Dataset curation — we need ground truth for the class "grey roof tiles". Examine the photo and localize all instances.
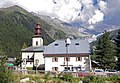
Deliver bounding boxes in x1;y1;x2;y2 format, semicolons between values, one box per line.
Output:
44;39;91;55
21;46;45;52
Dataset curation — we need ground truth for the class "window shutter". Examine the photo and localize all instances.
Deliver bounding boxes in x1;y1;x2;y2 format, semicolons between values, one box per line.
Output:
56;67;58;71
80;57;82;61
52;58;54;62
64;57;66;62
76;57;78;61
52;67;54;71
56;58;58;62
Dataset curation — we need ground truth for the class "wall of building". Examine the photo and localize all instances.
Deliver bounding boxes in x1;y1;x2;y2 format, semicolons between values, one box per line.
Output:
32;37;43;46
45;56;89;72
22;52;44;68
34;52;44;66
22;52;34;68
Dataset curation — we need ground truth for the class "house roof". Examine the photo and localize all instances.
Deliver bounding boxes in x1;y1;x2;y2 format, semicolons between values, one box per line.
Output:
44;39;91;56
7;58;15;62
21;46;45;52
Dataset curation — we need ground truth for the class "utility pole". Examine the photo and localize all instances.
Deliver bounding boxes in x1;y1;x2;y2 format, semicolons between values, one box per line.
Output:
65;38;71;71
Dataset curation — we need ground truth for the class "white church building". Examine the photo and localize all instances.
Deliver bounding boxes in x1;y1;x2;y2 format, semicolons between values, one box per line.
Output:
21;18;45;69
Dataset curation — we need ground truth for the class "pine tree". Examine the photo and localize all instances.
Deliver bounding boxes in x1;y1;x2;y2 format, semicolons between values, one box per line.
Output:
114;29;120;70
95;30;116;70
0;50;16;83
22;42;28;49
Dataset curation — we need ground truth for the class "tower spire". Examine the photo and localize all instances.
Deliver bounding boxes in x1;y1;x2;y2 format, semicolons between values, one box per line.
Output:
34;17;41;37
32;17;43;46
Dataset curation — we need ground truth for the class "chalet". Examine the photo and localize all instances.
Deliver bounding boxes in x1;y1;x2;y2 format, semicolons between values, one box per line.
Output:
44;39;92;72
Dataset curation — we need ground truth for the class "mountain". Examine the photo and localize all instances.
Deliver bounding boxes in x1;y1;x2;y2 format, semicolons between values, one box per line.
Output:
35;14;90;38
90;29;120;47
0;5;91;58
0;5;63;57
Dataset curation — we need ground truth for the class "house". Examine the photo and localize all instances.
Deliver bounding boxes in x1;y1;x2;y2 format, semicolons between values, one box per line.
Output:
44;39;92;72
7;58;15;68
21;18;45;69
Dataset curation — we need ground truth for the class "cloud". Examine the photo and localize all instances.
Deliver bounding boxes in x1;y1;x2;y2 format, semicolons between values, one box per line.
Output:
88;10;104;24
0;0;109;24
107;0;120;13
14;0;106;23
98;0;107;12
0;0;15;8
88;25;95;30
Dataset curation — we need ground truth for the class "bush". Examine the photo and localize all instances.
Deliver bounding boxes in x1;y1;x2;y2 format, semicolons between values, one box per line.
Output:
109;75;120;83
82;76;105;83
26;67;33;70
44;72;51;83
62;73;74;82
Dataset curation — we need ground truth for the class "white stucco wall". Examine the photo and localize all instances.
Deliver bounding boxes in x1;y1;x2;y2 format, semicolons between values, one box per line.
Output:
45;56;89;72
34;52;44;66
22;52;44;68
26;62;33;67
22;52;34;68
32;37;43;46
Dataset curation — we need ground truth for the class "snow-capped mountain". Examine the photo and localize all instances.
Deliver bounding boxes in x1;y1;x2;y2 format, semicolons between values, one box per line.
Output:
14;0;107;24
0;0;120;35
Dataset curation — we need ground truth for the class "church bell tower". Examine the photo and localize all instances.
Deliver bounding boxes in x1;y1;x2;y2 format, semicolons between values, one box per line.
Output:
32;18;43;46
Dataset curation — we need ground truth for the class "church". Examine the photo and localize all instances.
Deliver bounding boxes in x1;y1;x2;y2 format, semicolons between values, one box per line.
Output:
21;18;45;70
21;18;92;71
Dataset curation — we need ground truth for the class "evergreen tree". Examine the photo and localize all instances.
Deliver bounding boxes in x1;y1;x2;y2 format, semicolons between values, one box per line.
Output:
95;31;116;70
114;29;120;70
0;50;16;83
15;43;27;66
22;42;28;49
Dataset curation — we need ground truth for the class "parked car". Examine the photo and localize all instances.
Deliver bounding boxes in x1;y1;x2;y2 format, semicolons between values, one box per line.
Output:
94;69;104;72
63;69;72;72
79;70;89;73
108;70;118;72
78;70;90;77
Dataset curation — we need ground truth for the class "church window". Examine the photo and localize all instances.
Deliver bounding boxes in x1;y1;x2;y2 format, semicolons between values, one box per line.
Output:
30;62;32;64
27;55;29;59
36;41;38;45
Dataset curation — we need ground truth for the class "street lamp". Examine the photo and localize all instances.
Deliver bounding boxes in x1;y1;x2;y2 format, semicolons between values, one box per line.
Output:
65;38;71;71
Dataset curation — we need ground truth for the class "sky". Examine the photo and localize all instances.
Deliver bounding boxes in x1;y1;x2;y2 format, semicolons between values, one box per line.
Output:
0;0;119;26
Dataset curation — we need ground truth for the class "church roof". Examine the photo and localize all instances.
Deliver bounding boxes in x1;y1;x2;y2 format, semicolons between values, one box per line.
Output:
21;46;45;52
44;39;91;56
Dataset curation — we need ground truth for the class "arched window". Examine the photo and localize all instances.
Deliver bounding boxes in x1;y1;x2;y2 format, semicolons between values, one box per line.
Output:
36;41;38;45
27;55;29;59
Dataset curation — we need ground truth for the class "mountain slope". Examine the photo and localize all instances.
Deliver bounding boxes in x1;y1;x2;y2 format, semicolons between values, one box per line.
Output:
39;15;87;37
0;5;67;57
0;5;91;58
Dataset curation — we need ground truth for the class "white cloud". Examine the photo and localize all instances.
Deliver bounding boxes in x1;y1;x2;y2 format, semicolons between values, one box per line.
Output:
88;10;104;24
0;0;15;8
98;0;107;12
88;25;94;30
0;0;109;24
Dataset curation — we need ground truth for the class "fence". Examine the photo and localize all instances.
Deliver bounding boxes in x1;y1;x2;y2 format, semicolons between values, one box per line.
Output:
14;70;120;77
